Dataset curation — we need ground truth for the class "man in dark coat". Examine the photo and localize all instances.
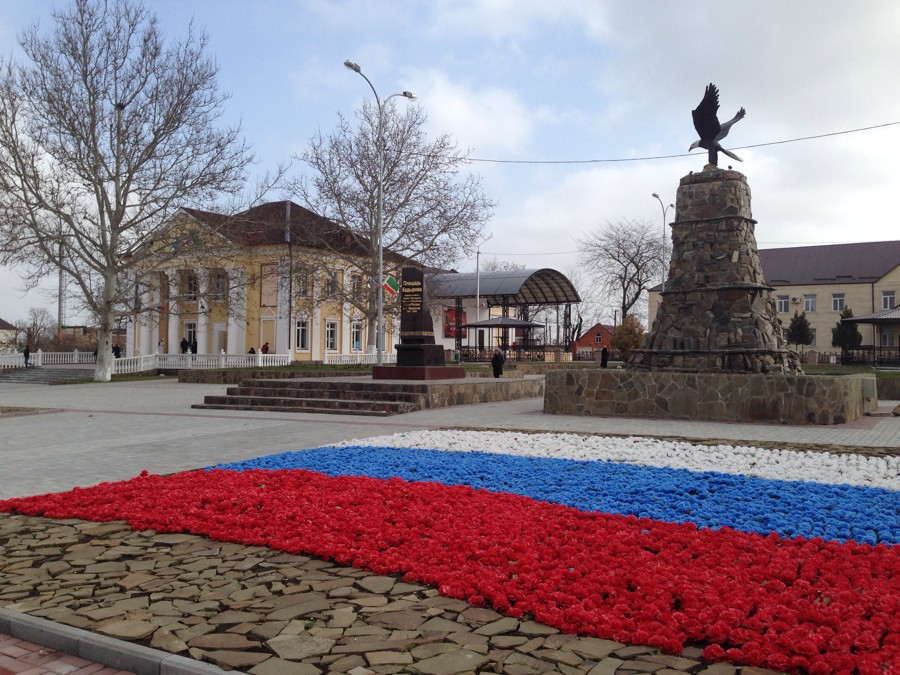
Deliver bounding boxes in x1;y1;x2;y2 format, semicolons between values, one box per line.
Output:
491;348;505;378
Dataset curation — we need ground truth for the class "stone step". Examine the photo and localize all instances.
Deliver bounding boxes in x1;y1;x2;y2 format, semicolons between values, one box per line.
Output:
0;368;93;384
236;378;438;394
226;385;426;403
194;375;543;416
194;395;411;416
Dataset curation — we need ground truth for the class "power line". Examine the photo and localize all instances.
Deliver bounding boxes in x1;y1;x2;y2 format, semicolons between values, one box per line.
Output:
467;120;900;165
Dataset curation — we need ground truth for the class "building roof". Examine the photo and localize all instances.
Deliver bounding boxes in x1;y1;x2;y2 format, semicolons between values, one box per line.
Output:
0;317;16;331
430;268;581;305
842;306;900;325
180;201;407;264
759;240;900;285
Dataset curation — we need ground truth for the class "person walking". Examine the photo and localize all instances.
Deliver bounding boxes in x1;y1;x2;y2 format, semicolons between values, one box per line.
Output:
491;348;505;378
261;342;269;354
23;345;31;368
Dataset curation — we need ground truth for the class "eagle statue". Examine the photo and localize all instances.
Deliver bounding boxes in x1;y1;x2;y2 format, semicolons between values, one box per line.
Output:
690;83;745;167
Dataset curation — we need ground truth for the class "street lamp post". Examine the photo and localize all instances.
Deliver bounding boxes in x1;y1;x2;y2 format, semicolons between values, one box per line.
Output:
344;60;416;367
651;193;674;293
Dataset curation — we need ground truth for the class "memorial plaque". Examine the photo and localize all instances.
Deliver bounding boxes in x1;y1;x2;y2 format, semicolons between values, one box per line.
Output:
399;267;435;345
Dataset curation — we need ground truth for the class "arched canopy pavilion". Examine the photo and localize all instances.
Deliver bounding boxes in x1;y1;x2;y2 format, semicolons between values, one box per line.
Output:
429;268;581;359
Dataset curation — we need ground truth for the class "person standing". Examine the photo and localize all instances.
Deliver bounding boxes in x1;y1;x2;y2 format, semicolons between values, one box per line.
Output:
180;337;189;354
491;348;505;378
23;345;31;368
601;346;609;368
261;342;269;354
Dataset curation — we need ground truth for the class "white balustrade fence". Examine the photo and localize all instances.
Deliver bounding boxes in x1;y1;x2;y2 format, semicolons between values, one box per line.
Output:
1;350;291;373
37;350;96;365
112;352;290;374
0;353;27;368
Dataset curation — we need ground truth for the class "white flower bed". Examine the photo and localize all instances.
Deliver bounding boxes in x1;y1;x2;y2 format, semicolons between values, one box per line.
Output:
341;430;900;490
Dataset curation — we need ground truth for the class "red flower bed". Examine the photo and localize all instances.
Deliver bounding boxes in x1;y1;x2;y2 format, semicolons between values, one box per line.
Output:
2;469;897;673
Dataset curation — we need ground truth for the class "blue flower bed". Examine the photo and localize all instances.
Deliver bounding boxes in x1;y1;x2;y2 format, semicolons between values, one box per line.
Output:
210;446;899;545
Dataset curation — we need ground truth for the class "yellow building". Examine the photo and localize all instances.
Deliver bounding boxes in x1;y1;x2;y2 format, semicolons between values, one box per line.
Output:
649;240;900;353
127;200;407;361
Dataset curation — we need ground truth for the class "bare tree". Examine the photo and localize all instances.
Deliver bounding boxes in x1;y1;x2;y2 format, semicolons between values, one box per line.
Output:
480;258;525;273
0;0;257;381
290;100;494;351
578;218;665;321
19;308;56;350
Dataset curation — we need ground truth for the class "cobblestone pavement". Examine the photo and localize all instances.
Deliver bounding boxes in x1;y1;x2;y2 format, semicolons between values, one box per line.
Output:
1;516;777;675
1;377;898;674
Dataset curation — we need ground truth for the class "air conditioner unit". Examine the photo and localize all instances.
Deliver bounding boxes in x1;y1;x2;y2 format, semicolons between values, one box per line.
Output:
790;296;801;303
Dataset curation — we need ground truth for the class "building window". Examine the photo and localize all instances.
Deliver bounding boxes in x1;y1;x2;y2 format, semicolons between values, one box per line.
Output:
881;331;895;347
831;293;845;312
260;264;277;307
594;333;603;344
808;328;816;346
883;291;896;310
295;320;309;351
325;320;338;351
804;294;816;312
351;274;363;300
777;295;789;313
351;321;362;352
325;271;338;299
183;273;198;301
210;272;227;301
296;268;310;297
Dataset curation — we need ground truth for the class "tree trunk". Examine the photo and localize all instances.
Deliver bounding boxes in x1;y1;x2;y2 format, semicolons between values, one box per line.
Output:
93;272;117;382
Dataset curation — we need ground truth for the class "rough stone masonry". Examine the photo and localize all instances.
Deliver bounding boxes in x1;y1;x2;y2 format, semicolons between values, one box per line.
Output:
628;168;802;375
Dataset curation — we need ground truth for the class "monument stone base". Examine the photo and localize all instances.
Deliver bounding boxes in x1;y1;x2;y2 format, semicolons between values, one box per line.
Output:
397;343;446;367
544;369;875;425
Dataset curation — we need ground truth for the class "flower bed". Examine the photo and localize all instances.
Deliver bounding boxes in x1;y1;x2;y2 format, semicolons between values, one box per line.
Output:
1;431;897;673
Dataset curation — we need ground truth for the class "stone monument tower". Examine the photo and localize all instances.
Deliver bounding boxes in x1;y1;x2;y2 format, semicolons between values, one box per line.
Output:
628;168;802;374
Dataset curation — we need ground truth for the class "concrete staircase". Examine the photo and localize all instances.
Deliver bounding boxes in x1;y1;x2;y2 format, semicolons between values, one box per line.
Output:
0;367;93;385
192;376;544;417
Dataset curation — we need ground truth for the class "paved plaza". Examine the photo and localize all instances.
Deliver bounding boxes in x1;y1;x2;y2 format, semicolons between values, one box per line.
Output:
0;375;898;674
2;377;898;500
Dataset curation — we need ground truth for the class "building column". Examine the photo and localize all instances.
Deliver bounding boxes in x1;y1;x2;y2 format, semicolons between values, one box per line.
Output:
226;267;245;354
311;279;322;360
138;274;151;357
276;258;288;354
166;270;180;354
196;269;209;354
149;273;161;353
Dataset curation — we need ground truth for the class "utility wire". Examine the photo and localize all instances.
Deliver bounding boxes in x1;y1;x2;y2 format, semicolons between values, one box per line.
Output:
467;120;900;165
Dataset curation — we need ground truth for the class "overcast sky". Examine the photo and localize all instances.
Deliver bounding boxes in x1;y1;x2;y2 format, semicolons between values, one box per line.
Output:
1;0;899;325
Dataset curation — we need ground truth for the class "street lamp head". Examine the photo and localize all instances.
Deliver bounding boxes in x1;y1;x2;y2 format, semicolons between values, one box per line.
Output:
652;192;659;199
343;59;361;73
402;91;417;100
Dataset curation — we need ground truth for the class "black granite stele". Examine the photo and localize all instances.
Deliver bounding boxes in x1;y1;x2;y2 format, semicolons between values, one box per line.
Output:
373;267;465;380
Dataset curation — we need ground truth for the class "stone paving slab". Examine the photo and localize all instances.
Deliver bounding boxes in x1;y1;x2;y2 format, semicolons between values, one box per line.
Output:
0;515;783;675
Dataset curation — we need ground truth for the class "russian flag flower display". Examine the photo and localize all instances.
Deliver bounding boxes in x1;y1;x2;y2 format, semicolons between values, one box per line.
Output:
1;430;897;673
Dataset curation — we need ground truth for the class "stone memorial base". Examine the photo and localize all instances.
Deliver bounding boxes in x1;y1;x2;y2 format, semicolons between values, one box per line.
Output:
544;369;875;425
397;344;446;367
372;365;466;380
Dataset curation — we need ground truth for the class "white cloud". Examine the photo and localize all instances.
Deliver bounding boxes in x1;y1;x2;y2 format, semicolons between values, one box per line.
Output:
416;71;534;156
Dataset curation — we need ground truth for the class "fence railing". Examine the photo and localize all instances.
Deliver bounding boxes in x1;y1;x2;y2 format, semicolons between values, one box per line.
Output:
0;353;27;368
323;352;397;365
841;346;900;367
458;346;576;363
0;350;292;373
